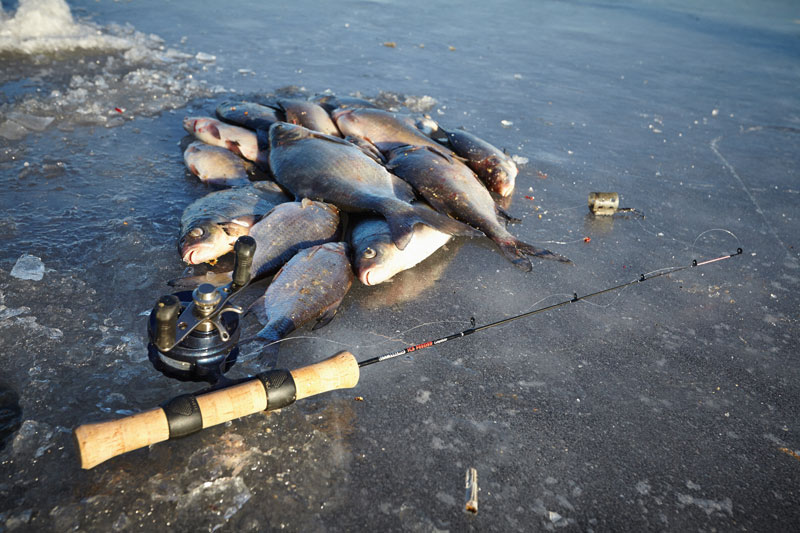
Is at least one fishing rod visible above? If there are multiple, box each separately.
[359,247,743,367]
[73,244,742,469]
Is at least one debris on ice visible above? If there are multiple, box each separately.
[10,254,45,281]
[501,120,513,127]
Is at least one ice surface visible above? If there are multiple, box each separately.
[1,0,799,531]
[10,254,44,281]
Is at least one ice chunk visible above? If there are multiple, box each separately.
[511,155,529,165]
[10,254,45,281]
[7,112,54,132]
[500,120,514,128]
[0,120,29,141]
[0,305,30,320]
[195,51,216,62]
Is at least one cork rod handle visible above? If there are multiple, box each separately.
[73,351,360,469]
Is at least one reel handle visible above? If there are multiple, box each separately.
[154,295,181,352]
[73,351,360,470]
[232,235,256,289]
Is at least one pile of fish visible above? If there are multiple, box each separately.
[177,94,570,358]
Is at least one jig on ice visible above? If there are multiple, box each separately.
[73,236,743,469]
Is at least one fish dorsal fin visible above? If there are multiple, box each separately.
[307,129,354,147]
[265,102,287,120]
[424,144,454,164]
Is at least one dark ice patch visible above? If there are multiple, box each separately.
[0,384,22,452]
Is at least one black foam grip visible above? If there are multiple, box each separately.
[162,394,203,438]
[257,369,297,411]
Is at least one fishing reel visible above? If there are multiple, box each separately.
[147,236,256,384]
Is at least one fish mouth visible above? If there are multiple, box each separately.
[182,117,196,133]
[182,245,213,265]
[361,268,388,286]
[182,249,199,265]
[360,269,374,286]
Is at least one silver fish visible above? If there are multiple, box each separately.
[311,94,378,113]
[183,141,251,188]
[248,199,342,279]
[274,99,341,137]
[216,101,281,131]
[385,145,570,271]
[442,128,517,197]
[268,122,480,250]
[180,183,289,265]
[350,206,451,285]
[183,116,268,169]
[332,108,447,153]
[256,242,354,359]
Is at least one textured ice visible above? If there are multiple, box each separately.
[11,420,53,458]
[0,0,215,138]
[1,0,799,531]
[178,477,252,528]
[6,112,54,132]
[0,0,131,54]
[10,254,45,281]
[0,120,28,141]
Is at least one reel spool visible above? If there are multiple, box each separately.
[147,236,256,383]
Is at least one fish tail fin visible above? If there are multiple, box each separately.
[384,202,482,250]
[495,237,572,272]
[255,316,295,362]
[255,325,283,362]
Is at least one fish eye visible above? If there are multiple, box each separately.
[363,247,376,259]
[189,227,204,238]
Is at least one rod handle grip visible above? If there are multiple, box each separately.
[290,350,360,400]
[73,408,170,470]
[73,351,359,469]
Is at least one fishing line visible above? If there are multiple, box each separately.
[237,319,473,356]
[690,228,743,256]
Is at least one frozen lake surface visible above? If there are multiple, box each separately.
[1,0,799,530]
